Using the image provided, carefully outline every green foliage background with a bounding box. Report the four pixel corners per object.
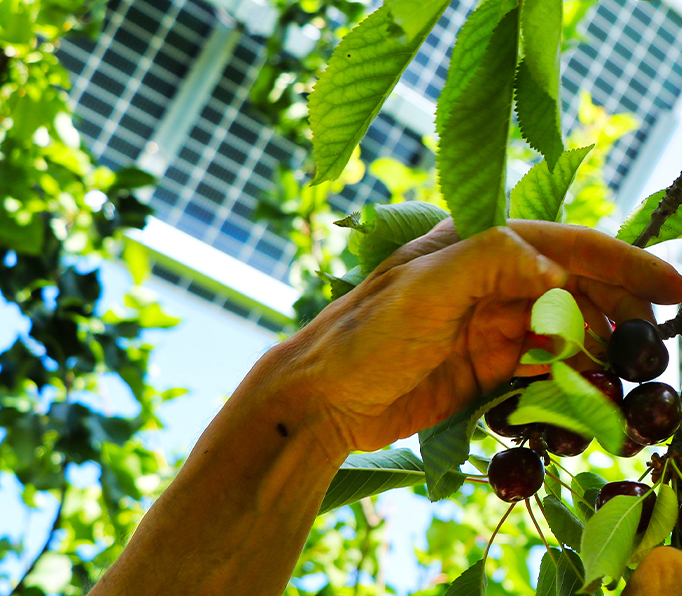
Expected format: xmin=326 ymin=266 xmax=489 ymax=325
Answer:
xmin=0 ymin=0 xmax=670 ymax=595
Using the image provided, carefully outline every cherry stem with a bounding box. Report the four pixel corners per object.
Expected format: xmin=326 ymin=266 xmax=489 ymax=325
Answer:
xmin=476 ymin=425 xmax=511 ymax=449
xmin=548 ymin=457 xmax=578 ymax=482
xmin=670 ymin=459 xmax=682 ymax=483
xmin=578 ymin=344 xmax=607 ymax=367
xmin=545 ymin=471 xmax=592 ymax=508
xmin=526 ymin=498 xmax=558 ymax=567
xmin=586 ymin=326 xmax=608 ymax=350
xmin=483 ymin=503 xmax=516 ymax=562
xmin=638 ymin=466 xmax=653 ymax=483
xmin=467 ymin=477 xmax=490 ymax=484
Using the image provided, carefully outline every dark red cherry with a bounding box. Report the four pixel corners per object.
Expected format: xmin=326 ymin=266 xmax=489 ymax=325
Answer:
xmin=596 ymin=481 xmax=656 ymax=533
xmin=580 ymin=369 xmax=624 ymax=406
xmin=623 ymin=382 xmax=682 ymax=445
xmin=618 ymin=436 xmax=645 ymax=458
xmin=484 ymin=395 xmax=536 ymax=438
xmin=607 ymin=319 xmax=668 ymax=382
xmin=544 ymin=425 xmax=591 ymax=457
xmin=487 ymin=447 xmax=545 ymax=502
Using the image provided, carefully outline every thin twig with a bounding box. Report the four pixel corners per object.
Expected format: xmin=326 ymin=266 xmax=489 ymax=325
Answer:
xmin=633 ymin=169 xmax=682 ymax=248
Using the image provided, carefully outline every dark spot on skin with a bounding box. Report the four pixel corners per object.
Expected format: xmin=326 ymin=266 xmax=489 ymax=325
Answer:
xmin=277 ymin=423 xmax=288 ymax=437
xmin=347 ymin=54 xmax=351 ymax=57
xmin=204 ymin=450 xmax=209 ymax=454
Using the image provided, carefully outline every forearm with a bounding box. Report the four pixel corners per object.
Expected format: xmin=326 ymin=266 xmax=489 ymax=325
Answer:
xmin=90 ymin=339 xmax=349 ymax=596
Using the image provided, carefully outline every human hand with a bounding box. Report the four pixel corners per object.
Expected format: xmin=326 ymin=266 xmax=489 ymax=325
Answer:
xmin=287 ymin=219 xmax=682 ymax=453
xmin=623 ymin=546 xmax=682 ymax=595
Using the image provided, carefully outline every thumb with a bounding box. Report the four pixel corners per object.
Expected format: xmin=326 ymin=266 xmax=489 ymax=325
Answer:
xmin=623 ymin=546 xmax=682 ymax=596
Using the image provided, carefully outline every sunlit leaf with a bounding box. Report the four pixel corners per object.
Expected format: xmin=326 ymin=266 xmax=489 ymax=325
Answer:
xmin=385 ymin=0 xmax=451 ymax=41
xmin=615 ymin=189 xmax=682 ymax=247
xmin=631 ymin=484 xmax=678 ymax=564
xmin=444 ymin=558 xmax=487 ymax=596
xmin=509 ymin=146 xmax=593 ymax=222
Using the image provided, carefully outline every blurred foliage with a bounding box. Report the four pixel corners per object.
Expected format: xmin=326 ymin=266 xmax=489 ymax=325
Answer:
xmin=0 ymin=0 xmax=186 ymax=593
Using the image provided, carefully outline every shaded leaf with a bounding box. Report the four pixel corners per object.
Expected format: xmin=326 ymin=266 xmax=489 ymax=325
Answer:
xmin=631 ymin=484 xmax=678 ymax=564
xmin=319 ymin=449 xmax=424 ymax=514
xmin=537 ymin=548 xmax=561 ymax=596
xmin=309 ymin=4 xmax=448 ymax=184
xmin=509 ymin=146 xmax=593 ymax=222
xmin=571 ymin=472 xmax=608 ymax=524
xmin=420 ymin=385 xmax=515 ymax=501
xmin=444 ymin=558 xmax=487 ymax=596
xmin=557 ymin=549 xmax=584 ymax=596
xmin=544 ymin=496 xmax=584 ymax=552
xmin=581 ymin=495 xmax=641 ymax=592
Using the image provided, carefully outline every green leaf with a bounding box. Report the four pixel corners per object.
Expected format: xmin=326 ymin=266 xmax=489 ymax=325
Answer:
xmin=545 ymin=463 xmax=562 ymax=499
xmin=438 ymin=6 xmax=520 ymax=239
xmin=516 ymin=0 xmax=563 ymax=169
xmin=385 ymin=0 xmax=450 ymax=42
xmin=520 ymin=289 xmax=585 ymax=364
xmin=543 ymin=495 xmax=585 ymax=552
xmin=123 ymin=241 xmax=150 ymax=286
xmin=349 ymin=201 xmax=448 ymax=275
xmin=615 ymin=189 xmax=682 ymax=247
xmin=468 ymin=454 xmax=491 ymax=475
xmin=509 ymin=146 xmax=593 ymax=222
xmin=537 ymin=549 xmax=561 ymax=596
xmin=419 ymin=385 xmax=515 ymax=501
xmin=571 ymin=472 xmax=608 ymax=524
xmin=0 ymin=209 xmax=45 ymax=256
xmin=581 ymin=495 xmax=641 ymax=592
xmin=557 ymin=549 xmax=584 ymax=596
xmin=24 ymin=553 xmax=72 ymax=593
xmin=318 ymin=266 xmax=366 ymax=301
xmin=509 ymin=363 xmax=625 ymax=454
xmin=515 ymin=60 xmax=564 ymax=171
xmin=110 ymin=167 xmax=157 ymax=191
xmin=444 ymin=558 xmax=487 ymax=596
xmin=309 ymin=4 xmax=448 ymax=185
xmin=318 ymin=449 xmax=425 ymax=514
xmin=436 ymin=0 xmax=518 ymax=136
xmin=631 ymin=484 xmax=678 ymax=564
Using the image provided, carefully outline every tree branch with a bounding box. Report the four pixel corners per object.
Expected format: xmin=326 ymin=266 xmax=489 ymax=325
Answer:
xmin=633 ymin=169 xmax=682 ymax=248
xmin=10 ymin=481 xmax=68 ymax=595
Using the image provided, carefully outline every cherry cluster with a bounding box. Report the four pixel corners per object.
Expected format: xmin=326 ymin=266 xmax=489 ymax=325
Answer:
xmin=484 ymin=319 xmax=682 ymax=507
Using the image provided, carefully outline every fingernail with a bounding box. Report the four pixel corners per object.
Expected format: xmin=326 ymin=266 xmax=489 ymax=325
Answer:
xmin=537 ymin=255 xmax=568 ymax=287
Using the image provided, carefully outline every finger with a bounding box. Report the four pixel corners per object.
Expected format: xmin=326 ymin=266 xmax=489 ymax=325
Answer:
xmin=623 ymin=547 xmax=682 ymax=596
xmin=373 ymin=217 xmax=458 ymax=274
xmin=406 ymin=226 xmax=568 ymax=306
xmin=509 ymin=220 xmax=682 ymax=304
xmin=566 ymin=276 xmax=657 ymax=325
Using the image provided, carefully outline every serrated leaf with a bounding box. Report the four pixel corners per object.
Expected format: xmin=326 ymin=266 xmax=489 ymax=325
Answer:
xmin=630 ymin=484 xmax=678 ymax=564
xmin=419 ymin=385 xmax=516 ymax=501
xmin=515 ymin=60 xmax=564 ymax=171
xmin=557 ymin=549 xmax=584 ymax=596
xmin=349 ymin=201 xmax=448 ymax=275
xmin=318 ymin=449 xmax=424 ymax=514
xmin=517 ymin=0 xmax=563 ymax=169
xmin=438 ymin=7 xmax=520 ymax=240
xmin=571 ymin=472 xmax=608 ymax=524
xmin=580 ymin=495 xmax=641 ymax=592
xmin=509 ymin=363 xmax=625 ymax=454
xmin=385 ymin=0 xmax=451 ymax=42
xmin=468 ymin=454 xmax=491 ymax=475
xmin=615 ymin=189 xmax=682 ymax=247
xmin=546 ymin=463 xmax=562 ymax=499
xmin=520 ymin=289 xmax=585 ymax=364
xmin=436 ymin=0 xmax=518 ymax=136
xmin=537 ymin=549 xmax=561 ymax=596
xmin=318 ymin=266 xmax=366 ymax=301
xmin=444 ymin=558 xmax=487 ymax=596
xmin=309 ymin=4 xmax=448 ymax=185
xmin=544 ymin=495 xmax=585 ymax=552
xmin=509 ymin=146 xmax=593 ymax=222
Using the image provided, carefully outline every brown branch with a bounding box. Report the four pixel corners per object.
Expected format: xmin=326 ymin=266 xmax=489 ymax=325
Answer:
xmin=633 ymin=169 xmax=682 ymax=248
